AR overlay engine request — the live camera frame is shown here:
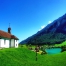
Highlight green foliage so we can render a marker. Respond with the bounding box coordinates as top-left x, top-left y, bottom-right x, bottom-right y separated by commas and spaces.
27, 33, 66, 45
0, 47, 66, 66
